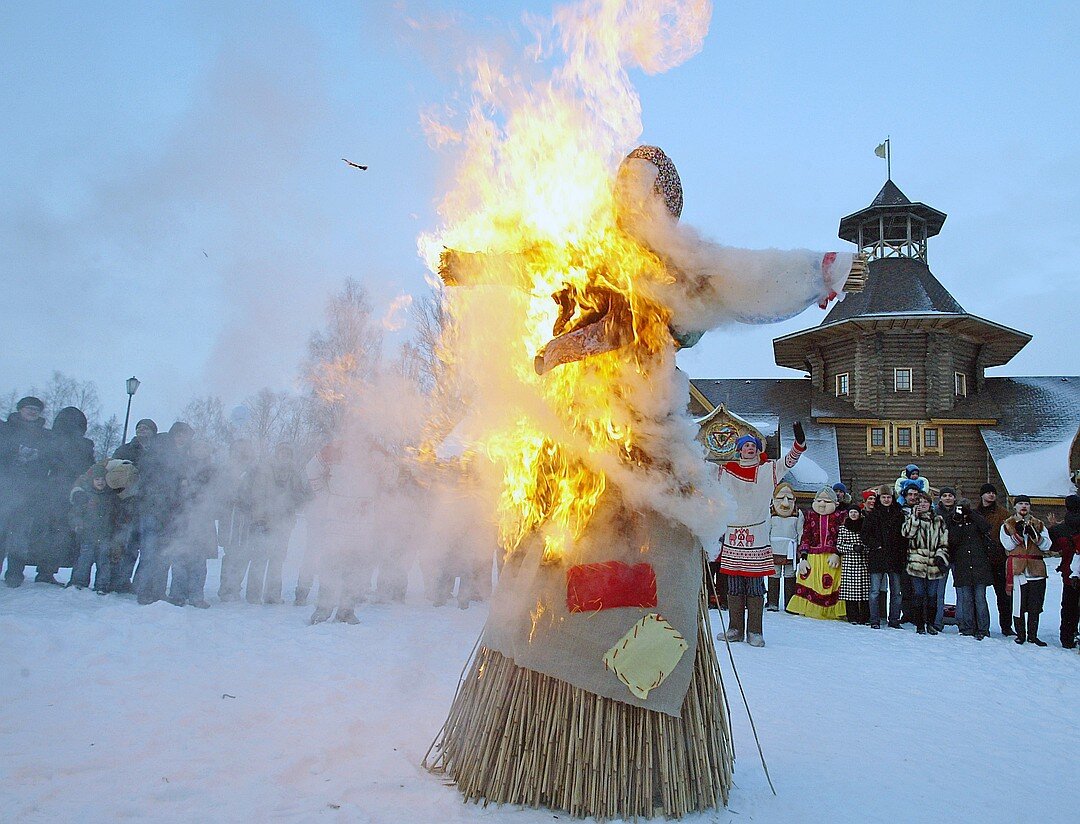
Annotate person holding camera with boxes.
[1000,495,1052,646]
[945,499,994,639]
[901,491,950,635]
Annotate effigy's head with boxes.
[812,486,838,515]
[772,482,796,517]
[615,145,683,238]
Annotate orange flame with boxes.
[420,1,712,563]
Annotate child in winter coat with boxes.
[901,491,950,635]
[69,463,120,592]
[894,464,930,497]
[837,504,870,624]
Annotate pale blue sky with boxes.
[2,1,1077,425]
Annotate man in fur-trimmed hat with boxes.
[1000,495,1052,645]
[715,423,807,647]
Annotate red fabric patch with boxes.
[566,561,658,613]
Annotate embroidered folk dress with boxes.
[716,442,806,579]
[788,509,847,619]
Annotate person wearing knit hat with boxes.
[832,482,852,507]
[715,422,808,647]
[15,396,44,414]
[787,485,847,621]
[1000,496,1052,645]
[893,463,931,497]
[1050,494,1080,648]
[974,483,1013,635]
[69,461,121,591]
[837,503,871,625]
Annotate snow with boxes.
[990,438,1076,498]
[3,558,1078,823]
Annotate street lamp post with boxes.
[122,376,141,445]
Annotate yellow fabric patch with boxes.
[602,613,688,700]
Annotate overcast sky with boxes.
[3,1,1077,426]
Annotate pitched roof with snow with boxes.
[979,376,1080,497]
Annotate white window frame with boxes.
[894,367,912,392]
[954,371,967,397]
[835,372,850,396]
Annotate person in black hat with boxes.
[1,397,51,586]
[975,483,1013,636]
[1000,495,1052,645]
[1050,494,1080,648]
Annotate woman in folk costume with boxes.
[716,424,807,646]
[837,504,871,625]
[788,486,846,620]
[767,482,803,613]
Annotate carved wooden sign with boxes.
[695,404,767,462]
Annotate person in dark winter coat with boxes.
[837,504,870,624]
[69,463,121,591]
[862,486,906,629]
[975,483,1013,636]
[34,406,96,579]
[945,500,994,639]
[110,418,158,592]
[1,397,52,586]
[167,438,218,608]
[901,492,950,635]
[1050,494,1080,648]
[133,424,193,605]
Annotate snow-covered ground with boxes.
[2,557,1077,824]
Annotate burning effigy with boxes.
[419,1,866,819]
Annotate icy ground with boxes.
[2,558,1077,824]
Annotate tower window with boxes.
[871,427,885,447]
[835,373,849,396]
[894,368,912,391]
[896,427,912,449]
[954,372,967,397]
[923,428,939,449]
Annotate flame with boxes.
[381,293,414,332]
[420,1,712,564]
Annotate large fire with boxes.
[419,1,711,564]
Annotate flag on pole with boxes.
[874,142,887,158]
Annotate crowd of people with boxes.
[3,396,1079,652]
[711,437,1080,651]
[0,395,491,624]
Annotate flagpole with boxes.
[886,136,891,180]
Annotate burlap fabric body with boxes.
[482,494,702,718]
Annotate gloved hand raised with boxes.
[793,421,806,446]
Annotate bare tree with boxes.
[90,414,122,461]
[36,371,102,423]
[303,278,384,438]
[180,395,236,452]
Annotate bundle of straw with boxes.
[424,576,733,819]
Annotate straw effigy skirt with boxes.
[424,530,734,820]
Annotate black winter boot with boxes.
[1027,613,1047,646]
[1000,611,1015,636]
[1013,615,1026,644]
[766,576,780,612]
[915,595,927,634]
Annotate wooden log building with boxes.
[691,178,1080,510]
